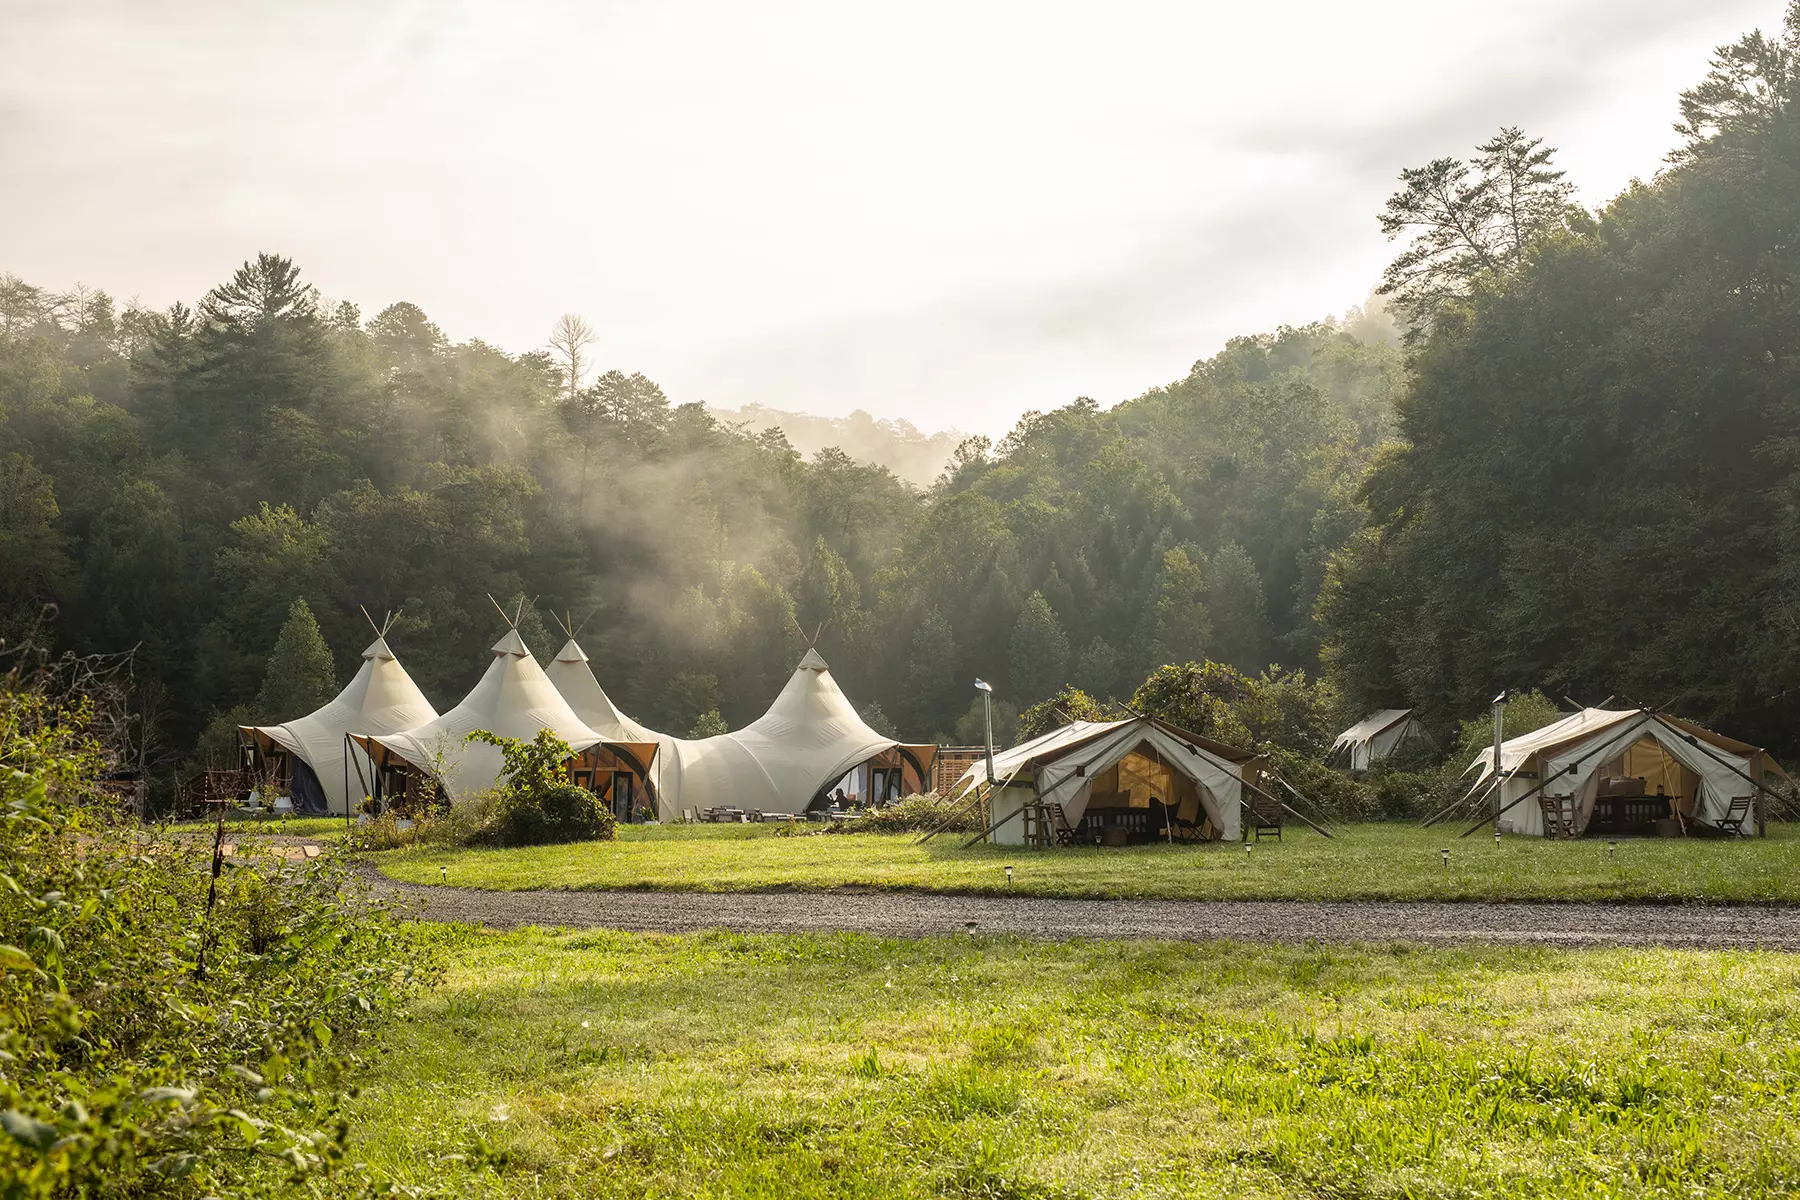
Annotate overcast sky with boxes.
[0,0,1780,436]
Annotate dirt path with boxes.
[363,869,1800,950]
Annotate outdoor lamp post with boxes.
[1492,690,1508,820]
[974,679,995,786]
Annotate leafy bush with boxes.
[466,729,616,847]
[853,793,979,834]
[0,676,427,1197]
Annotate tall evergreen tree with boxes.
[254,599,338,720]
[1008,590,1069,704]
[1206,542,1273,673]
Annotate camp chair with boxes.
[1538,794,1578,839]
[1713,796,1753,838]
[1043,802,1079,847]
[1248,795,1283,841]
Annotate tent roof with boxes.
[357,627,600,801]
[544,638,670,745]
[955,714,1255,793]
[242,636,438,812]
[1469,706,1772,783]
[1331,708,1415,749]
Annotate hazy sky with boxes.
[0,0,1780,436]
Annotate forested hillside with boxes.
[1319,4,1800,750]
[1,4,1794,784]
[0,250,1395,776]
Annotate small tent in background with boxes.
[951,715,1257,846]
[1327,708,1431,770]
[240,617,438,815]
[353,624,604,805]
[1466,707,1789,838]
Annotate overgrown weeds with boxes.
[0,676,430,1197]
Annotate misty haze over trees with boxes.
[1,4,1796,786]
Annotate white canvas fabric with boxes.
[1328,709,1427,770]
[1471,708,1765,835]
[544,639,665,745]
[952,716,1246,842]
[360,629,601,803]
[545,642,902,817]
[243,636,438,815]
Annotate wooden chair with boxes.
[1247,795,1283,841]
[1043,802,1079,847]
[1538,794,1578,839]
[1713,795,1753,838]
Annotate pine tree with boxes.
[1207,541,1273,673]
[1007,591,1069,704]
[1151,547,1210,667]
[254,598,338,719]
[901,606,961,737]
[1073,637,1122,698]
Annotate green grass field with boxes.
[372,821,1800,903]
[350,928,1800,1198]
[164,814,352,839]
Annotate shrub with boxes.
[0,674,427,1198]
[465,729,616,847]
[854,793,979,834]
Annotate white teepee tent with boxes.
[241,631,439,815]
[545,642,905,818]
[356,627,602,803]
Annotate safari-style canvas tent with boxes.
[1327,708,1430,770]
[1466,706,1788,838]
[352,627,607,805]
[240,628,438,815]
[951,715,1260,846]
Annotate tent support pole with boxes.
[1645,715,1794,830]
[1270,776,1335,838]
[917,786,992,845]
[1234,767,1332,838]
[1459,714,1655,838]
[918,766,1026,844]
[1422,775,1500,828]
[960,795,1028,850]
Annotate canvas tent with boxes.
[240,633,438,815]
[661,649,932,817]
[544,634,675,819]
[547,644,929,819]
[1467,707,1786,837]
[1327,709,1430,770]
[353,628,603,804]
[951,716,1252,845]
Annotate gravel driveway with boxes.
[366,870,1800,950]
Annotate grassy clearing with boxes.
[373,821,1800,903]
[351,928,1800,1198]
[163,814,351,840]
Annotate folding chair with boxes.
[1713,796,1753,838]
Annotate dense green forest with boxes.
[1,5,1795,783]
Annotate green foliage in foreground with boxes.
[350,928,1800,1198]
[374,821,1800,903]
[467,729,616,847]
[0,683,425,1197]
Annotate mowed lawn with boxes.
[351,929,1800,1198]
[373,821,1800,902]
